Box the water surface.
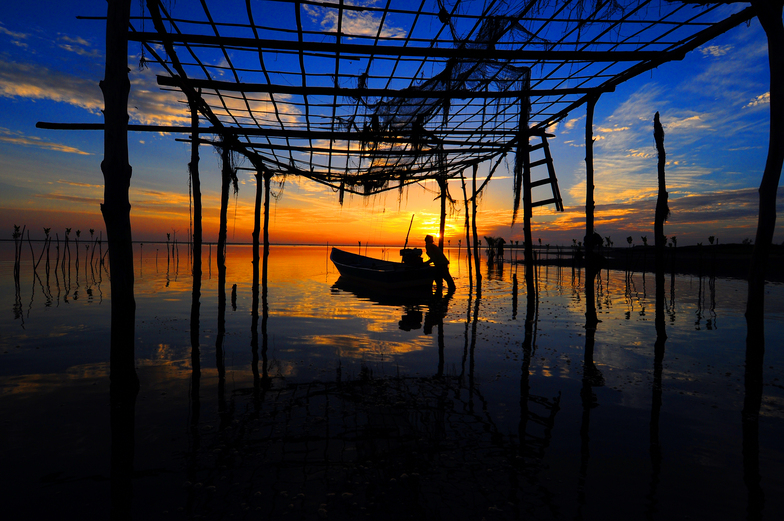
[1,243,783,520]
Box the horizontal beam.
[130,31,672,62]
[175,137,509,156]
[157,75,613,98]
[37,121,551,141]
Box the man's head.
[425,234,434,244]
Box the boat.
[330,247,437,290]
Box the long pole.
[654,112,668,341]
[403,214,414,249]
[585,95,599,326]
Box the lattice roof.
[129,0,754,198]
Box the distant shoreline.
[521,243,784,283]
[3,239,782,282]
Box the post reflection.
[4,244,784,519]
[576,323,604,517]
[743,334,765,519]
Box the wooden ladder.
[527,134,564,212]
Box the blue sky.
[0,1,781,246]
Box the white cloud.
[58,35,90,47]
[0,59,103,113]
[596,126,630,133]
[304,0,407,39]
[744,92,770,109]
[0,24,29,40]
[699,45,733,57]
[563,115,584,131]
[0,127,92,155]
[0,56,227,129]
[57,43,100,58]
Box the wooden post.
[251,161,263,391]
[189,92,202,279]
[101,0,137,390]
[747,0,784,343]
[471,164,482,290]
[438,175,447,250]
[517,90,535,313]
[218,139,232,288]
[216,139,232,391]
[188,93,202,358]
[263,169,273,287]
[653,112,668,341]
[461,173,473,291]
[102,2,136,519]
[252,165,263,293]
[585,95,599,326]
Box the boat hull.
[330,247,436,290]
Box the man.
[424,234,456,292]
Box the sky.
[1,1,782,247]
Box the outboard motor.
[400,248,424,265]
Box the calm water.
[1,243,783,520]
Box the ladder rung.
[529,158,550,169]
[526,142,546,152]
[530,178,554,188]
[531,198,560,208]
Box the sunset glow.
[1,2,782,247]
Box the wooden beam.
[37,121,552,140]
[156,75,614,98]
[175,137,508,155]
[130,31,671,62]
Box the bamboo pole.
[218,139,232,303]
[746,0,784,342]
[438,175,447,250]
[461,174,473,292]
[131,32,683,62]
[102,3,137,520]
[653,112,668,341]
[585,95,599,327]
[518,90,535,313]
[101,0,137,390]
[156,74,615,97]
[262,170,273,286]
[471,164,482,290]
[188,93,202,397]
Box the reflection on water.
[1,244,784,520]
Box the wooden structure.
[46,1,758,218]
[37,0,784,388]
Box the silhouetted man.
[424,235,456,292]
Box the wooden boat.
[330,247,437,290]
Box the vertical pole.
[216,140,231,392]
[252,166,262,295]
[747,0,784,342]
[518,87,535,313]
[251,163,263,392]
[261,171,272,386]
[188,93,202,434]
[471,164,482,290]
[102,2,136,519]
[438,176,447,250]
[585,95,599,326]
[744,5,782,515]
[263,170,273,287]
[218,140,231,288]
[189,92,202,283]
[101,0,136,390]
[654,112,668,341]
[461,174,473,292]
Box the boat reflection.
[332,276,454,334]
